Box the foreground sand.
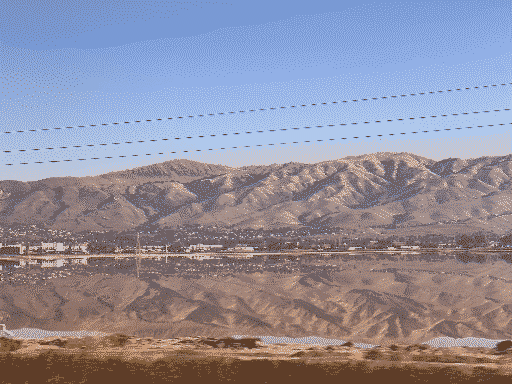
[3,334,512,383]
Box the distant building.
[0,244,25,254]
[188,244,223,252]
[229,246,254,252]
[70,258,88,265]
[400,246,420,250]
[187,254,220,260]
[40,259,65,268]
[70,244,88,253]
[41,242,65,253]
[143,245,165,252]
[0,324,13,338]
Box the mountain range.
[2,152,512,235]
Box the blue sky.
[0,0,510,182]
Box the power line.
[5,121,511,166]
[1,82,510,136]
[3,108,510,154]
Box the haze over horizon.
[4,141,512,183]
[3,149,512,183]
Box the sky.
[0,0,511,182]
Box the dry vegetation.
[2,335,512,383]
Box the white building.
[70,258,88,265]
[0,324,13,338]
[40,259,65,268]
[0,244,26,254]
[143,245,165,251]
[187,254,221,260]
[41,242,65,252]
[188,244,223,251]
[70,244,88,253]
[229,246,254,252]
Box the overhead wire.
[1,82,510,135]
[2,108,510,154]
[5,121,511,166]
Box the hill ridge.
[2,152,512,234]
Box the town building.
[41,242,65,253]
[39,259,66,268]
[70,244,88,253]
[229,246,254,252]
[0,244,25,254]
[188,244,223,252]
[187,254,221,260]
[70,258,88,265]
[0,324,13,338]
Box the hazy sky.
[0,0,510,182]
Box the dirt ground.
[5,334,512,368]
[3,334,512,383]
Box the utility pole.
[136,232,141,279]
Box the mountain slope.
[2,152,512,234]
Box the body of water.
[6,328,508,349]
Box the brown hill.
[2,152,512,234]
